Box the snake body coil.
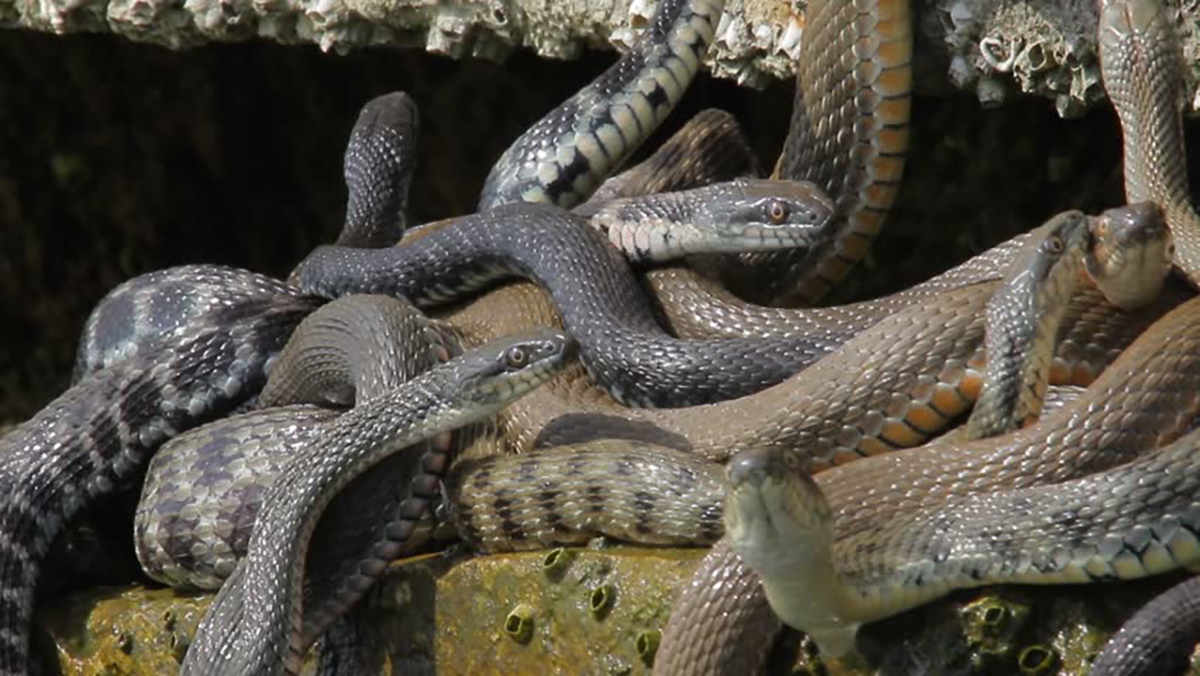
[479,0,726,210]
[291,202,846,407]
[181,330,574,674]
[0,292,318,675]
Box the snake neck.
[967,219,1089,439]
[478,0,726,209]
[591,189,704,261]
[1101,0,1200,288]
[590,187,740,262]
[727,484,862,658]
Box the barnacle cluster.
[929,0,1106,117]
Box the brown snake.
[446,0,1200,673]
[123,0,1200,672]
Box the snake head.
[696,178,837,252]
[1098,0,1169,43]
[340,91,422,249]
[449,328,577,408]
[724,446,832,579]
[1086,202,1172,309]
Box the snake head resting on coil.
[724,446,861,659]
[589,178,836,263]
[446,328,578,408]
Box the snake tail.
[337,92,420,249]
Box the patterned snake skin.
[180,330,573,675]
[14,0,1200,672]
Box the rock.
[3,0,1200,115]
[34,547,1200,675]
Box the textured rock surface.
[35,548,1200,675]
[3,0,1200,111]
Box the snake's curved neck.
[1100,0,1200,288]
[478,0,727,210]
[966,212,1091,439]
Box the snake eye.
[767,201,789,224]
[1044,235,1065,255]
[503,346,529,369]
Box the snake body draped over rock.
[179,330,575,675]
[0,91,425,675]
[12,0,1200,671]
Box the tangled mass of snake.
[9,0,1200,673]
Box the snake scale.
[6,0,1200,673]
[140,2,1190,672]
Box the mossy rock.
[35,546,1200,675]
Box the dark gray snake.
[0,91,422,675]
[289,197,842,408]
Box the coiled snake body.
[9,0,1200,673]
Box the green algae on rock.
[34,549,1200,675]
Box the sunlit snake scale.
[0,292,318,675]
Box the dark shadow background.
[0,27,1158,421]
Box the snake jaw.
[1084,202,1173,310]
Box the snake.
[965,203,1170,439]
[724,401,1200,659]
[477,0,726,210]
[0,90,426,675]
[288,191,849,408]
[1099,0,1200,290]
[1089,574,1200,675]
[179,329,574,675]
[716,0,913,306]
